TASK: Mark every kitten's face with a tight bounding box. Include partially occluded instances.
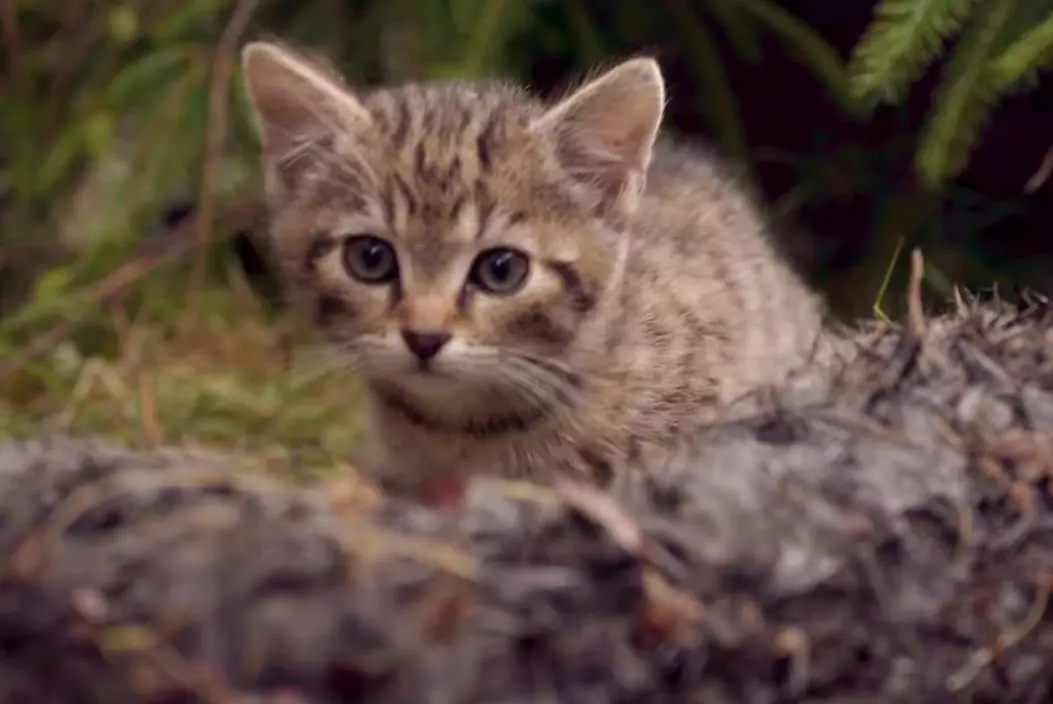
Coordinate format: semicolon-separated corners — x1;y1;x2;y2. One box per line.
242;43;664;414
269;93;615;398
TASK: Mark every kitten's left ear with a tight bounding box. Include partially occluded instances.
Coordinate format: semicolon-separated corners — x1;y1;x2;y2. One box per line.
240;41;372;168
531;57;665;216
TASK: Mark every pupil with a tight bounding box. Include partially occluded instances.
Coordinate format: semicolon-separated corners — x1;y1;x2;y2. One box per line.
363;245;382;269
490;255;509;281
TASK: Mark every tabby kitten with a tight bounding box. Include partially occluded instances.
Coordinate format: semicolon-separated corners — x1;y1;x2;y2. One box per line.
240;40;826;491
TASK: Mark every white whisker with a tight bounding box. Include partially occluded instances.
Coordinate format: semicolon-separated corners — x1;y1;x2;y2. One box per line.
288;340;365;385
500;356;582;413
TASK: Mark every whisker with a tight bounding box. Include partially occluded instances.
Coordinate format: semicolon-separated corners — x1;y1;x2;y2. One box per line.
450;351;550;410
490;366;553;412
506;355;578;389
288;341;364;384
448;347;583;415
502;357;582;412
509;353;582;389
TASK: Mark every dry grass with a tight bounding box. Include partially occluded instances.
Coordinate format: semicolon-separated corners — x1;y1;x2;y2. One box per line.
0;265;368;484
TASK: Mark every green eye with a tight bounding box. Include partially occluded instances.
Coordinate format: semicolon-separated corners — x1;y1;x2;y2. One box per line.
470;247;530;294
343;235;398;283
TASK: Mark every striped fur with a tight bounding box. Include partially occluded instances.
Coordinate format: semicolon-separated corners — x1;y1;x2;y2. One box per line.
241;41;827;490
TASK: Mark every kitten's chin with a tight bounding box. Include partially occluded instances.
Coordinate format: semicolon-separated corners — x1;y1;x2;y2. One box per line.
365;366;481;401
366;367;537;419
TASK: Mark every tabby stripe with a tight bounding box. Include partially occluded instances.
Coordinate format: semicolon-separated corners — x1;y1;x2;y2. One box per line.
544;260;596;314
303;232;337;273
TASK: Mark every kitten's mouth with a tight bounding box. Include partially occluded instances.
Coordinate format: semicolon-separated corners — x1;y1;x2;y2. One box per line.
410;359;450;377
385;364;462;393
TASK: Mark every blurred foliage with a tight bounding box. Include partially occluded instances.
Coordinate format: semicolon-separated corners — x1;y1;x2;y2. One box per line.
848;0;1053;188
1;0;1052;451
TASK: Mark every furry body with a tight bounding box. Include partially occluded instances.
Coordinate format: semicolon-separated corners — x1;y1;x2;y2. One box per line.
241;42;826;488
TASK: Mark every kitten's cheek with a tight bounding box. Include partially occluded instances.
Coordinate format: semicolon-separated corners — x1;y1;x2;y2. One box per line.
313;294;353;329
359;340;414;378
505;309;576;350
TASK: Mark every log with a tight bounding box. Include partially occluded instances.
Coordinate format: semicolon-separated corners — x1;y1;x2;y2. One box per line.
0;293;1051;703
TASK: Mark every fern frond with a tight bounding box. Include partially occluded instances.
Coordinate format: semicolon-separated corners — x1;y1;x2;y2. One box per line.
989;0;1053;54
916;0;1020;189
990;10;1053;92
848;0;979;109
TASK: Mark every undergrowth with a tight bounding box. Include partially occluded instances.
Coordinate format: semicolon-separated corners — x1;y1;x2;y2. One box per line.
0;264;367;480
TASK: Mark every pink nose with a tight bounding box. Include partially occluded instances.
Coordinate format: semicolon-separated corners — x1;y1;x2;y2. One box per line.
400;330;451;361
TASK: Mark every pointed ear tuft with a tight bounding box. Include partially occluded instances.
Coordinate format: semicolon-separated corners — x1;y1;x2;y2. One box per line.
531;57;665;216
240;41;371;166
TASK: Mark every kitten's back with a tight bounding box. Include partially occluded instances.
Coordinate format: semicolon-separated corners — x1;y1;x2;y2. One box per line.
627;138;825;402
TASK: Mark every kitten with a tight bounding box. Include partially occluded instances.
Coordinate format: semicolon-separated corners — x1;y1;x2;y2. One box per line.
240;40;827;491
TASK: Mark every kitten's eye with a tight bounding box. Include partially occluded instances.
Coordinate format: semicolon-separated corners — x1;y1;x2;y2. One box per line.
343;235;398;283
470;247;530;294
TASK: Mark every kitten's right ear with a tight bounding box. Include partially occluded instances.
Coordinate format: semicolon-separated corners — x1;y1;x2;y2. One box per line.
240;41;371;164
531;57;665;218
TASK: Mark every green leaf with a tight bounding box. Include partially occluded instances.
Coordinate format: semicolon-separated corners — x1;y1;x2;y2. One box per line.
84;111;115;157
916;0;1021;188
105;48;189;109
34;121;89;196
32;266;76;303
107;5;139;43
848;0;979;108
990;9;1053;91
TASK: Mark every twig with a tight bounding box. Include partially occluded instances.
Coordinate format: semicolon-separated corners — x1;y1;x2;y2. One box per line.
180;0;261;334
1024;143;1053;194
906;247;926;338
137;367;165;447
946;574;1051;692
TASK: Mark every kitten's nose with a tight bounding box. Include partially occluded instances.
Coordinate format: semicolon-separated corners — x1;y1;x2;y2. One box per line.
400;330;451;361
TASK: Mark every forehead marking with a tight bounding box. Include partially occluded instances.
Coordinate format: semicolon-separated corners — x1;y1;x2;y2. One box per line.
356;85;544;285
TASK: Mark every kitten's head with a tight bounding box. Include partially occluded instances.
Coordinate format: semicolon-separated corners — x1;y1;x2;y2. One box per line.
241;41;664;418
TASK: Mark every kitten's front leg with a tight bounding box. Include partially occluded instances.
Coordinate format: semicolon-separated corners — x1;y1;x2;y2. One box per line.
351;420;462;503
